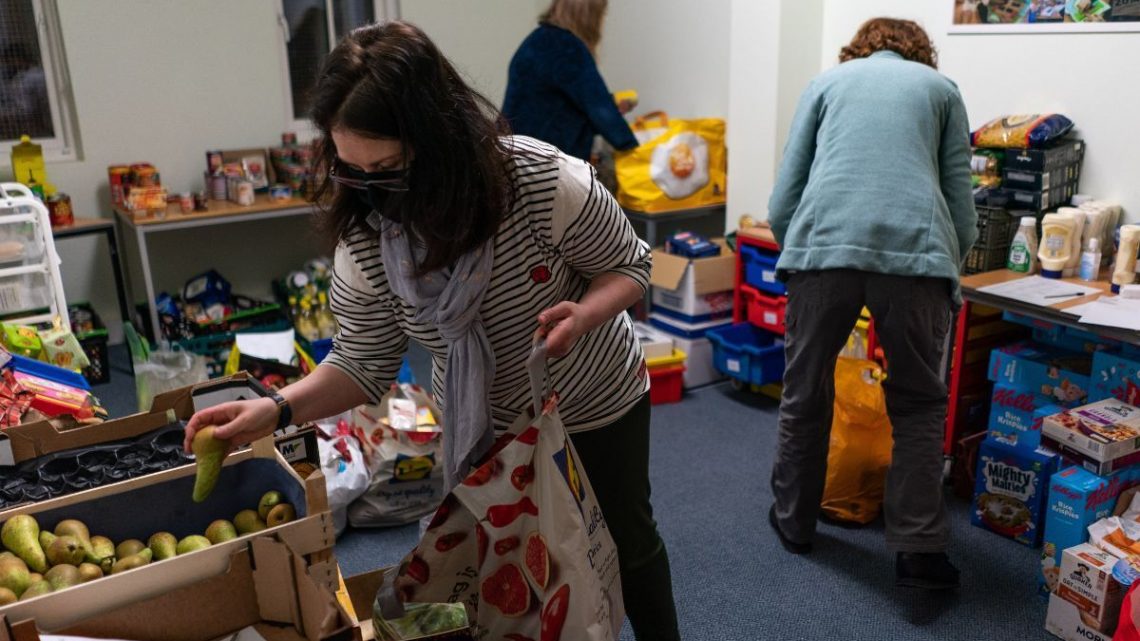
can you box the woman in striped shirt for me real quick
[184,21,679,641]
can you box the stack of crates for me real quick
[964,205,1015,275]
[998,141,1085,215]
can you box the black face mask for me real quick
[331,163,411,224]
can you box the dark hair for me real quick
[839,18,938,69]
[310,21,512,274]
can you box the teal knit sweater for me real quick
[768,51,978,301]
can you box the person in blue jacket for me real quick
[503,0,638,161]
[765,18,978,591]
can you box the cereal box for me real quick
[1034,326,1122,355]
[987,384,1063,451]
[1056,543,1125,634]
[1039,466,1140,597]
[1041,399,1140,464]
[988,341,1093,407]
[971,437,1058,547]
[1090,350,1140,406]
[1045,592,1114,641]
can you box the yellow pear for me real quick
[257,491,283,520]
[148,532,178,561]
[110,549,152,574]
[205,520,237,545]
[233,510,267,535]
[19,579,51,600]
[115,539,146,560]
[266,503,296,527]
[192,426,230,502]
[77,562,103,582]
[0,556,30,598]
[46,535,86,567]
[1,515,47,574]
[45,564,81,591]
[90,535,115,562]
[0,587,16,605]
[176,535,211,555]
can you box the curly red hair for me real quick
[840,18,938,69]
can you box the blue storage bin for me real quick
[706,323,786,386]
[740,245,786,296]
[6,352,91,390]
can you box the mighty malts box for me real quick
[972,437,1058,547]
[988,341,1093,408]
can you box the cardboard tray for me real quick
[0,438,336,632]
[0,537,354,641]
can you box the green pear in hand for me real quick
[192,426,231,502]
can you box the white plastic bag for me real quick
[133,348,208,412]
[314,412,370,536]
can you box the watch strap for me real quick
[270,392,292,430]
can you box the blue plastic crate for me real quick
[706,323,786,386]
[740,244,786,296]
[6,353,91,390]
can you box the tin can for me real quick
[235,180,255,206]
[269,183,293,201]
[134,165,158,188]
[193,191,209,211]
[179,192,194,214]
[285,165,306,193]
[207,172,227,200]
[282,131,298,146]
[108,165,130,206]
[206,150,224,174]
[47,193,73,227]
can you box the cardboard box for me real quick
[1045,591,1114,641]
[1057,543,1125,632]
[1041,399,1140,464]
[670,333,724,389]
[1040,466,1140,596]
[2,538,352,641]
[972,437,1058,547]
[987,385,1063,451]
[1042,433,1140,476]
[988,341,1093,407]
[650,239,735,322]
[1091,350,1140,406]
[1035,326,1122,356]
[0,438,336,632]
[634,321,676,361]
[1002,164,1080,192]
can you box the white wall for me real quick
[820,0,1139,222]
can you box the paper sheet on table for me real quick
[234,329,296,364]
[977,276,1102,307]
[1071,296,1140,331]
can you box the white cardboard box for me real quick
[671,333,723,389]
[1057,543,1125,631]
[649,239,735,320]
[1046,592,1115,641]
[1042,400,1140,463]
[634,321,676,361]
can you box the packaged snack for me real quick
[971,114,1075,149]
[970,148,1004,188]
[666,231,721,259]
[1041,399,1140,464]
[973,437,1058,546]
[1056,542,1124,634]
[1,323,42,359]
[37,322,90,371]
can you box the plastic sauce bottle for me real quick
[1079,237,1102,282]
[1058,208,1086,278]
[1113,225,1140,293]
[1007,217,1038,274]
[1039,212,1075,279]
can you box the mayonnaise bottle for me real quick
[1113,224,1140,293]
[1057,207,1086,278]
[1039,212,1076,279]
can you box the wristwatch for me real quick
[269,392,293,430]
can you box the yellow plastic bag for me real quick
[615,111,727,213]
[820,357,894,524]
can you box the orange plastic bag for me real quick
[820,357,894,524]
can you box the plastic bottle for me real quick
[316,292,338,339]
[296,299,321,342]
[1007,217,1039,274]
[1039,212,1076,279]
[1113,225,1140,293]
[1057,207,1086,278]
[1079,237,1102,282]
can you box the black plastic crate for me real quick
[975,206,1014,250]
[1004,140,1085,172]
[964,245,1008,275]
[1001,162,1081,192]
[69,302,111,385]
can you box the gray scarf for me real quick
[376,216,496,492]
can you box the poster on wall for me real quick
[950,0,1140,32]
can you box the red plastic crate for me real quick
[649,364,685,405]
[742,284,787,334]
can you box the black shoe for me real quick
[769,505,812,555]
[896,552,960,590]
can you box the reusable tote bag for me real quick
[615,111,727,213]
[383,343,624,640]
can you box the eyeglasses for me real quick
[328,161,410,192]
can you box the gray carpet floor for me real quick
[92,344,1053,641]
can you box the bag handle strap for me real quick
[633,111,669,130]
[526,339,552,417]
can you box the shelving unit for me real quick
[0,183,69,325]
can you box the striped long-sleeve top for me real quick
[322,136,651,433]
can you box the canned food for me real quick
[269,183,293,201]
[47,193,74,227]
[285,165,306,192]
[235,180,255,206]
[134,165,158,187]
[179,192,194,214]
[207,172,227,200]
[108,165,130,206]
[193,191,209,211]
[282,131,298,146]
[70,308,95,335]
[206,150,224,173]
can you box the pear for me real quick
[77,562,103,582]
[176,535,211,555]
[27,573,42,583]
[205,520,237,545]
[192,426,230,502]
[90,536,115,562]
[44,564,81,591]
[46,535,86,567]
[39,530,56,552]
[19,579,51,600]
[115,539,146,560]
[0,556,30,597]
[110,549,152,574]
[257,491,283,520]
[266,503,296,527]
[0,551,15,562]
[0,587,16,605]
[148,532,178,561]
[55,519,99,564]
[1,514,47,573]
[233,510,267,535]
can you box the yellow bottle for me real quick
[316,292,337,339]
[296,299,321,342]
[1038,212,1076,279]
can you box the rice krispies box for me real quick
[988,341,1093,408]
[1039,465,1140,597]
[972,437,1058,547]
[1090,350,1140,406]
[987,384,1063,451]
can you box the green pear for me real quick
[266,503,296,527]
[257,491,283,520]
[0,556,30,597]
[46,535,85,567]
[90,536,115,561]
[19,579,51,600]
[38,530,56,552]
[27,573,42,584]
[192,426,231,502]
[0,551,15,562]
[1,515,47,573]
[44,564,81,590]
[77,562,103,582]
[0,587,16,605]
[233,510,267,535]
[148,532,178,561]
[205,520,237,544]
[55,519,99,563]
[110,549,152,574]
[176,535,211,555]
[115,539,146,560]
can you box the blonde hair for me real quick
[541,0,607,55]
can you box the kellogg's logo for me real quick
[1085,477,1140,511]
[993,388,1038,412]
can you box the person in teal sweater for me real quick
[766,18,977,590]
